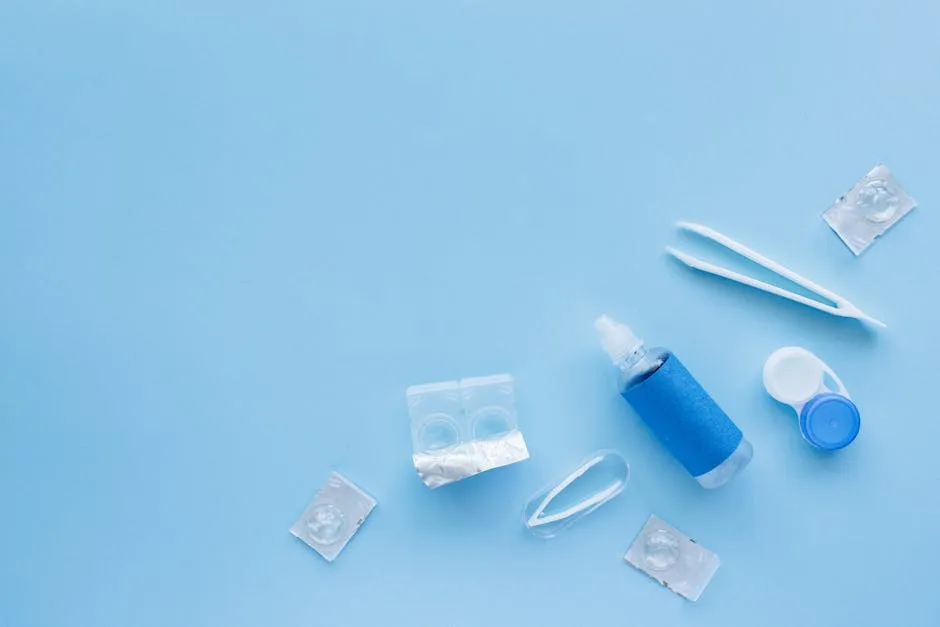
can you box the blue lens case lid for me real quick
[799,392,860,451]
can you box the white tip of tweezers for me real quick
[665,245,695,264]
[854,310,888,329]
[675,221,710,234]
[664,246,719,273]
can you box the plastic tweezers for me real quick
[666,221,886,329]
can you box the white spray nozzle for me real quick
[595,315,642,364]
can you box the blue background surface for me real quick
[2,2,939,625]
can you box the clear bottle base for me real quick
[694,438,753,489]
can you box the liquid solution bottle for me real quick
[595,315,752,488]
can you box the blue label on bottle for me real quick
[622,354,742,477]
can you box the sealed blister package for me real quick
[823,165,916,255]
[624,515,720,602]
[407,374,529,488]
[290,472,376,562]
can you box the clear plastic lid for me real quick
[523,450,630,539]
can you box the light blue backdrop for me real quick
[2,2,939,625]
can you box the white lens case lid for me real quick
[762,346,848,412]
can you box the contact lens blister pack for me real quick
[290,472,376,562]
[407,374,529,488]
[624,515,720,602]
[823,164,916,255]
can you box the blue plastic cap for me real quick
[799,393,860,451]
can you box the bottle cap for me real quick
[595,315,642,364]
